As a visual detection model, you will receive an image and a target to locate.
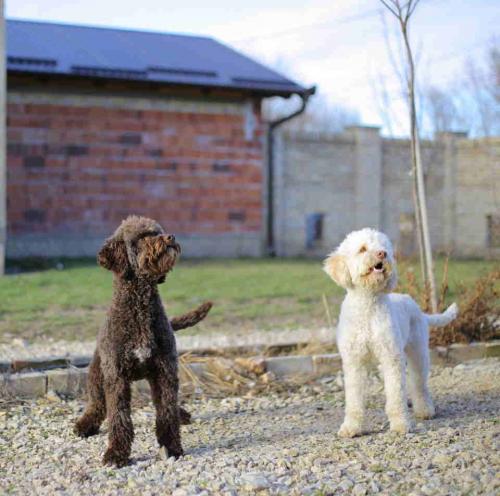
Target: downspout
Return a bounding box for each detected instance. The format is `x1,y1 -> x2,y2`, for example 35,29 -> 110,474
266,85 -> 316,256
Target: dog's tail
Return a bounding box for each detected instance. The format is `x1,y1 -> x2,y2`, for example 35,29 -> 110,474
425,302 -> 458,327
170,301 -> 213,331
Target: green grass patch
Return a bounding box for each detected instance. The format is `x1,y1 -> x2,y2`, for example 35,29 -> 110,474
0,257 -> 497,343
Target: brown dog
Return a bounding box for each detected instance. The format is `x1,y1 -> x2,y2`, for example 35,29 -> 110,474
74,216 -> 212,467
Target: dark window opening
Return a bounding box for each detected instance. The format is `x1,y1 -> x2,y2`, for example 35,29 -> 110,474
487,215 -> 500,248
306,213 -> 324,249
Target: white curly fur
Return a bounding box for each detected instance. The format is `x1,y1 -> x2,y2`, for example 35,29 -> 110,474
324,228 -> 458,437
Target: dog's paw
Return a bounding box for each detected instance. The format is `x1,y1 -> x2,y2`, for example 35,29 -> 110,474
74,418 -> 100,438
414,404 -> 435,420
164,446 -> 184,459
338,422 -> 363,438
102,449 -> 130,467
389,418 -> 412,435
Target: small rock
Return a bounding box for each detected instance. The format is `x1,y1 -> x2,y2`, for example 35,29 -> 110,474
45,390 -> 62,402
338,479 -> 354,492
335,373 -> 344,389
353,483 -> 368,496
240,472 -> 270,491
432,454 -> 453,468
260,372 -> 276,385
172,489 -> 188,496
319,376 -> 335,384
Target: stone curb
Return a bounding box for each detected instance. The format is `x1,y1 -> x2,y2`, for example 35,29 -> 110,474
0,328 -> 334,368
1,355 -> 91,374
1,340 -> 498,400
429,340 -> 500,366
1,339 -> 498,375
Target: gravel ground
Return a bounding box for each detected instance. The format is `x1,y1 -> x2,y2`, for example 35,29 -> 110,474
1,358 -> 499,496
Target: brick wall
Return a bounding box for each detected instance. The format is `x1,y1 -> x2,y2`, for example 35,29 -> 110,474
7,91 -> 265,257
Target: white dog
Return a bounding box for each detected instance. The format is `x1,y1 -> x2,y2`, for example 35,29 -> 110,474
324,228 -> 458,437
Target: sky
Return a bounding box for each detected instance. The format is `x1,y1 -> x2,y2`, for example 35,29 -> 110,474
6,0 -> 500,136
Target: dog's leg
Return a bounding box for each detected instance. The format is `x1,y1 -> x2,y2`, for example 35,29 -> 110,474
406,325 -> 435,419
179,406 -> 192,425
75,352 -> 106,437
379,353 -> 411,434
338,359 -> 367,438
149,364 -> 183,459
102,377 -> 134,467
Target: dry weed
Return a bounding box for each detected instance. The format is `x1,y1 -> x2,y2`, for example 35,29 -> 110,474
398,262 -> 499,346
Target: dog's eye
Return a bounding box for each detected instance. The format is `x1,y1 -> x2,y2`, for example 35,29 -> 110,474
358,245 -> 367,253
138,231 -> 159,240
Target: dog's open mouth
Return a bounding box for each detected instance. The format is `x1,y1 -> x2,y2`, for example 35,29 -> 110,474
362,262 -> 386,278
370,262 -> 385,274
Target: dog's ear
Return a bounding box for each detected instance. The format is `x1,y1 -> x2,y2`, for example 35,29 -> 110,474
97,237 -> 131,278
323,253 -> 352,289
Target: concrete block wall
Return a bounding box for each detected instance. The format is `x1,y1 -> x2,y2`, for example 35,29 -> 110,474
6,91 -> 265,258
453,137 -> 500,258
381,139 -> 446,254
275,132 -> 357,257
276,127 -> 500,258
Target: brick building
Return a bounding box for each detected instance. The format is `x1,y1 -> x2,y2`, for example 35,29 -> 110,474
6,20 -> 309,258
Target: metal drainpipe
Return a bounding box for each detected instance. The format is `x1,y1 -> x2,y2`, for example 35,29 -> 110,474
266,86 -> 316,256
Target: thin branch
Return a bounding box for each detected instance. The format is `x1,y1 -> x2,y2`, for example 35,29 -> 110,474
379,0 -> 399,18
380,11 -> 407,98
408,0 -> 421,19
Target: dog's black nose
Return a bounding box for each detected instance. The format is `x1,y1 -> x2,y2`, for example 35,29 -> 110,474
166,234 -> 175,243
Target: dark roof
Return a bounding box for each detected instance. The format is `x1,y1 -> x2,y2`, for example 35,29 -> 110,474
6,19 -> 307,97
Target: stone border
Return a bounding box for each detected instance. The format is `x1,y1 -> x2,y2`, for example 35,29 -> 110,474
1,340 -> 499,400
0,328 -> 333,366
1,339 -> 499,375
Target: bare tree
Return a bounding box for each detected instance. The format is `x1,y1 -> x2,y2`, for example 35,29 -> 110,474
261,57 -> 360,135
462,42 -> 500,137
418,40 -> 499,138
422,86 -> 463,136
370,8 -> 426,138
379,0 -> 438,311
287,92 -> 360,134
263,91 -> 360,135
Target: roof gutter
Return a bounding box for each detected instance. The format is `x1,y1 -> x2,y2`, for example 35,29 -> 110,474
266,85 -> 316,256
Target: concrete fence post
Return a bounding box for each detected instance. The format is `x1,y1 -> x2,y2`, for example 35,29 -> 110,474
437,131 -> 467,254
346,126 -> 382,230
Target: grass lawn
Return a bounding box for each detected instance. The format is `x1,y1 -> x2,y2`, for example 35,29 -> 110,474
0,257 -> 497,343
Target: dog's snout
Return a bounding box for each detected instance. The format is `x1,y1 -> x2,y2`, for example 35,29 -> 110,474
165,234 -> 175,243
376,250 -> 387,259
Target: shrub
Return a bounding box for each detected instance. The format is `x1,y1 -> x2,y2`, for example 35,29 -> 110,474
397,261 -> 499,346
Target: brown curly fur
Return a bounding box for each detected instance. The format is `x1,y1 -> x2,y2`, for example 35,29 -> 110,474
74,216 -> 211,467
171,301 -> 212,331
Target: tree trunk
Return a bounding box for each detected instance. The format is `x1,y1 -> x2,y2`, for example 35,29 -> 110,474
401,20 -> 438,312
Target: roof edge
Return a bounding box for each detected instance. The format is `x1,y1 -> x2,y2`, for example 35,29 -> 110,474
7,17 -> 214,42
7,70 -> 306,98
